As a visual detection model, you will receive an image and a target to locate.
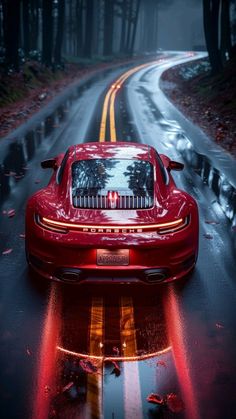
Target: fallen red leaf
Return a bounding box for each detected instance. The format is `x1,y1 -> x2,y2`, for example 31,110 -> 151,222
147,393 -> 164,405
205,220 -> 219,225
166,393 -> 185,413
112,346 -> 120,356
26,348 -> 32,356
216,323 -> 224,329
62,382 -> 74,393
2,248 -> 13,255
156,360 -> 167,368
7,209 -> 15,218
111,361 -> 121,377
80,358 -> 98,374
204,233 -> 213,239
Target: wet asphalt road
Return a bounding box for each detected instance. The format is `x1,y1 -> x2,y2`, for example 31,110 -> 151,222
0,53 -> 236,419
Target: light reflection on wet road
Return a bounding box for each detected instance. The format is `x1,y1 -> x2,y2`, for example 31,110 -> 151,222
0,53 -> 236,419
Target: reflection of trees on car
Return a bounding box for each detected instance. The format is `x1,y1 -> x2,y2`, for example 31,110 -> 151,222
72,160 -> 116,197
124,161 -> 153,197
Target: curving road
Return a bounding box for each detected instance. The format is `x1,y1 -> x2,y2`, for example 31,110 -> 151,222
0,52 -> 236,419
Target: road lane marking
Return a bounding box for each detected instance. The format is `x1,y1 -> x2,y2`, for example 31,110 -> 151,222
109,88 -> 117,142
99,88 -> 113,142
120,296 -> 137,356
87,297 -> 104,419
89,297 -> 104,356
99,61 -> 158,143
120,296 -> 143,419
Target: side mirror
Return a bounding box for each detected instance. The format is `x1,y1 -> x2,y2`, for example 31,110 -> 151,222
41,158 -> 58,170
168,160 -> 184,171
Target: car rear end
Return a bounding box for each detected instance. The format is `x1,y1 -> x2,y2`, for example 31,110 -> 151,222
26,143 -> 198,284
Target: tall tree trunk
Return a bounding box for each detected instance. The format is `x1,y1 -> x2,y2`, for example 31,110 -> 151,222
152,0 -> 158,51
103,0 -> 113,56
125,0 -> 133,53
30,0 -> 39,51
76,0 -> 84,56
203,0 -> 223,74
84,0 -> 94,57
68,0 -> 73,55
0,2 -> 3,46
42,0 -> 53,66
130,0 -> 141,55
119,0 -> 127,53
220,0 -> 233,61
2,0 -> 20,70
22,0 -> 30,56
54,0 -> 65,65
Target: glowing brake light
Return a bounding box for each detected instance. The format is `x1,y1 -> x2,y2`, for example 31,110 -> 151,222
36,214 -> 189,234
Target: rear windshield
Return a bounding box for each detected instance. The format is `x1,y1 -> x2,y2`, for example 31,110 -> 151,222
72,159 -> 154,197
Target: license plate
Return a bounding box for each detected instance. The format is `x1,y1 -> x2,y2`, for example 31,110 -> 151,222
97,249 -> 129,266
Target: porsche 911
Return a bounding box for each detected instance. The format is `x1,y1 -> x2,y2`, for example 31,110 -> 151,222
25,142 -> 199,284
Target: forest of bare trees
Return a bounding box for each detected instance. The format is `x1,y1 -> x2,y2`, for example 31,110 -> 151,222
203,0 -> 236,74
0,0 -> 236,75
0,0 -> 160,71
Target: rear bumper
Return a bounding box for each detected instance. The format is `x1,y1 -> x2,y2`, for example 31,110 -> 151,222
27,255 -> 196,284
26,222 -> 198,284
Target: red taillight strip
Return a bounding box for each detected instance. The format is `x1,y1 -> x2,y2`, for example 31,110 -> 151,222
41,216 -> 185,231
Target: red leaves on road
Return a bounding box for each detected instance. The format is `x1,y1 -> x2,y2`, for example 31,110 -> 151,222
156,360 -> 167,368
147,392 -> 185,413
2,248 -> 13,255
166,393 -> 185,413
215,122 -> 228,143
216,323 -> 224,329
112,346 -> 120,356
203,233 -> 213,240
79,358 -> 99,375
7,209 -> 15,218
147,393 -> 164,405
111,361 -> 121,377
2,209 -> 16,217
62,382 -> 74,393
205,220 -> 219,225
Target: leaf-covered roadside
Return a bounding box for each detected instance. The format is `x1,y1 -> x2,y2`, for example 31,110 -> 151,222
0,56 -> 147,138
160,57 -> 236,158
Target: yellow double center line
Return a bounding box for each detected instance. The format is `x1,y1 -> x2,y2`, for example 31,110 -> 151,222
99,61 -> 158,143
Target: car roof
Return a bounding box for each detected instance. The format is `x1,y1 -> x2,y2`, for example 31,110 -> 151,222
67,142 -> 157,163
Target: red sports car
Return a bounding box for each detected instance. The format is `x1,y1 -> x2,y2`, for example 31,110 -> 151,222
25,142 -> 199,284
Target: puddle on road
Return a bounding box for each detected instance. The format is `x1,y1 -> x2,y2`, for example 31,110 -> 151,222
32,285 -> 172,419
138,84 -> 236,230
175,133 -> 236,226
0,71 -> 114,205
